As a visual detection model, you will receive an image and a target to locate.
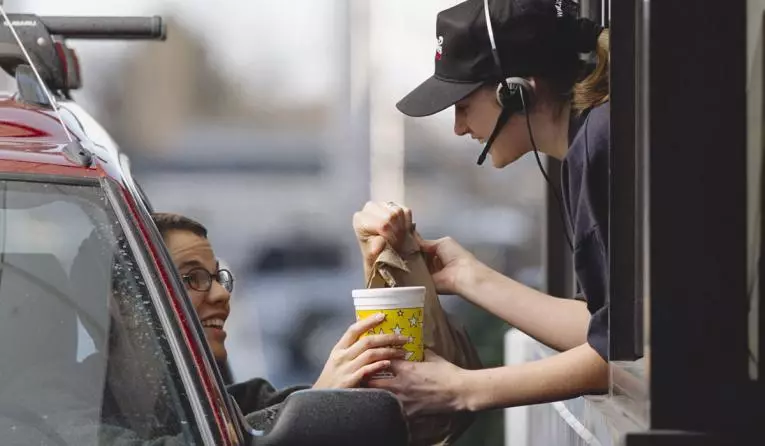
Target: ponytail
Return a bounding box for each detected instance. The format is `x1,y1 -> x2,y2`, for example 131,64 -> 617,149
572,29 -> 610,113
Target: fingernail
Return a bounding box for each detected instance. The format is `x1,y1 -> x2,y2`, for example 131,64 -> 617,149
398,335 -> 409,342
376,313 -> 386,321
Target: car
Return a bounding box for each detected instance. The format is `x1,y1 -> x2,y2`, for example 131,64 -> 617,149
0,11 -> 407,446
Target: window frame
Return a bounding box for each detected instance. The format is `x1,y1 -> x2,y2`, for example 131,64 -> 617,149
0,171 -> 229,444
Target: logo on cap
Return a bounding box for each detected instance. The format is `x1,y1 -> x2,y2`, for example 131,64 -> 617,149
435,35 -> 444,60
555,0 -> 580,17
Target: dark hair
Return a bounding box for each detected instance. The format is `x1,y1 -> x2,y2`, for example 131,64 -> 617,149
500,17 -> 609,113
151,212 -> 208,239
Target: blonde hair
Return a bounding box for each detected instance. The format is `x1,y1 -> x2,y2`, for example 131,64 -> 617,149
572,29 -> 610,113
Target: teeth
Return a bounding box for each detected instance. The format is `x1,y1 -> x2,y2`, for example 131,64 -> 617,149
202,318 -> 225,329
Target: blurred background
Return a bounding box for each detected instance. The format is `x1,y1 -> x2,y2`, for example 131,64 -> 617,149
4,0 -> 547,443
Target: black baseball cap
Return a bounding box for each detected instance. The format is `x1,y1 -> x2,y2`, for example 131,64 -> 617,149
396,0 -> 581,117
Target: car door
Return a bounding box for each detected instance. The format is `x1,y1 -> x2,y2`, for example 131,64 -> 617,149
0,171 -> 242,445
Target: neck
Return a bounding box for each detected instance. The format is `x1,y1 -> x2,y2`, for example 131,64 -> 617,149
533,103 -> 571,161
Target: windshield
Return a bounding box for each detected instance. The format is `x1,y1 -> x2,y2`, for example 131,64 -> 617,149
0,179 -> 200,445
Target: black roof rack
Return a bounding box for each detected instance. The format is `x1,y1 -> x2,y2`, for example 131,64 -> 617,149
0,14 -> 166,99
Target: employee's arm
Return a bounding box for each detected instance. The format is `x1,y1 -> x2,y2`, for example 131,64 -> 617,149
460,343 -> 607,411
460,262 -> 591,352
368,343 -> 608,416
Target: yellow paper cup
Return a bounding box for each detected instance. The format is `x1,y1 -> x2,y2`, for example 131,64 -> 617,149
352,286 -> 425,379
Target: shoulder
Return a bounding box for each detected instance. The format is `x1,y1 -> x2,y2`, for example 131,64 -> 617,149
585,101 -> 610,129
567,101 -> 609,169
581,101 -> 609,154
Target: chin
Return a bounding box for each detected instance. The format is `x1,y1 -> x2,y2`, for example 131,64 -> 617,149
490,149 -> 525,168
212,344 -> 228,362
490,155 -> 511,169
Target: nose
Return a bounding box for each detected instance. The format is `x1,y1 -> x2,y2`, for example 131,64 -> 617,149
207,279 -> 231,306
454,107 -> 468,136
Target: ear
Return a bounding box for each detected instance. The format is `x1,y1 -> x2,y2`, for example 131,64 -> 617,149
525,77 -> 539,92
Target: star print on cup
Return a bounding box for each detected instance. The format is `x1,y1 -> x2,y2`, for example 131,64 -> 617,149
353,287 -> 426,365
356,309 -> 423,361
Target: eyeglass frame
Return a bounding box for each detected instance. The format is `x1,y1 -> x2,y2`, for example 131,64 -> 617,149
181,267 -> 235,293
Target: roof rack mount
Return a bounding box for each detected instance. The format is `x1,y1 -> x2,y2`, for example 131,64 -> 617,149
0,14 -> 166,97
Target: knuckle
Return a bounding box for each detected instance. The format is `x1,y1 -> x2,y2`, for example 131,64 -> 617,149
371,236 -> 386,251
357,350 -> 373,364
368,349 -> 386,361
349,320 -> 365,332
330,351 -> 345,363
385,347 -> 399,358
361,336 -> 375,349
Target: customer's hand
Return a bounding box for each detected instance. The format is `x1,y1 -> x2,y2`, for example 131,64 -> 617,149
353,201 -> 413,280
367,350 -> 469,417
418,236 -> 484,296
313,313 -> 409,389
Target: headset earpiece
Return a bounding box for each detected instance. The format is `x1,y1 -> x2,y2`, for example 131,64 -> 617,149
496,77 -> 532,112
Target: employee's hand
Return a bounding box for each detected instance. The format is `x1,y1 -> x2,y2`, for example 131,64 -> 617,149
417,236 -> 485,297
313,313 -> 408,389
352,201 -> 413,280
367,350 -> 469,417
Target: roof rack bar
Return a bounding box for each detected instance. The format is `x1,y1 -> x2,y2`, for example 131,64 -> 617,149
39,16 -> 166,40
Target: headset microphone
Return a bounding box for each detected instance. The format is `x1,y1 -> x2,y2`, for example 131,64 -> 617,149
477,106 -> 512,165
480,0 -> 574,252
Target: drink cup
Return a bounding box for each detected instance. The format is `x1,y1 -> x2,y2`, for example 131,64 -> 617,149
352,286 -> 426,379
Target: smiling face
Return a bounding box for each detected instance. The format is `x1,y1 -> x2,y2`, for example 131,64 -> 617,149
163,229 -> 231,362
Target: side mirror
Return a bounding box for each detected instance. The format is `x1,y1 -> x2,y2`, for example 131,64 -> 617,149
251,389 -> 409,446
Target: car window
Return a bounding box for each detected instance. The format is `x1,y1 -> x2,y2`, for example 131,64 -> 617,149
0,179 -> 201,445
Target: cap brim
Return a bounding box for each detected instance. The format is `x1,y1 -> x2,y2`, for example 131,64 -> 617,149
396,76 -> 484,117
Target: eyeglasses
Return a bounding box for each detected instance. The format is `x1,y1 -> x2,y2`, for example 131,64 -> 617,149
182,267 -> 234,293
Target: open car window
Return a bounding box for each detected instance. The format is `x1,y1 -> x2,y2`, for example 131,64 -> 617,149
0,178 -> 202,445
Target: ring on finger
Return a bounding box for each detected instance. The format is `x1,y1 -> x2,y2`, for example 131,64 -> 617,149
385,201 -> 400,211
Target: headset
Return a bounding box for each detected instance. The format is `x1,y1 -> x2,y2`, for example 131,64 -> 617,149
479,0 -> 574,252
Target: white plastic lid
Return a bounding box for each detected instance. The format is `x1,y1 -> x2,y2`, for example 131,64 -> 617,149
352,286 -> 425,309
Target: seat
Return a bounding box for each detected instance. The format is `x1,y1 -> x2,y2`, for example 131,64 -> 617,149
0,253 -> 84,444
0,253 -> 78,385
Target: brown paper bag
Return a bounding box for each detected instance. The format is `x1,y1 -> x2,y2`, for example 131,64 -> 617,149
366,231 -> 482,446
